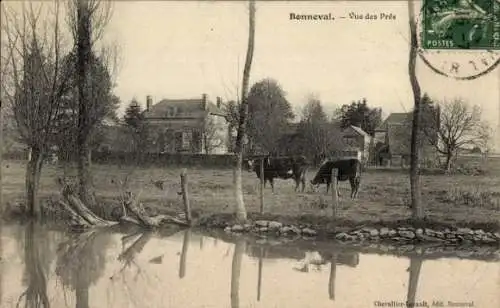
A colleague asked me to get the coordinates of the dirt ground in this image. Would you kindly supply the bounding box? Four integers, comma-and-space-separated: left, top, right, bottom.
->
2, 156, 499, 227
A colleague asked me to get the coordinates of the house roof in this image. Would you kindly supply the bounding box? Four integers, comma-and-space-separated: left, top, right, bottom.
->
375, 112, 412, 131
348, 125, 370, 138
143, 97, 226, 119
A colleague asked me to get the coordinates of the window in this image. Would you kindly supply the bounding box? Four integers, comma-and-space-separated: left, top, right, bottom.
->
182, 131, 192, 149
166, 107, 178, 117
343, 136, 356, 146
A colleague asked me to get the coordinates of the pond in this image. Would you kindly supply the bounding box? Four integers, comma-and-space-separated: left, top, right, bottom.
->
0, 223, 498, 308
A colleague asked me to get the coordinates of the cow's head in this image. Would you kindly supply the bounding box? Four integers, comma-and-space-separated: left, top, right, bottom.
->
309, 179, 320, 192
242, 158, 255, 172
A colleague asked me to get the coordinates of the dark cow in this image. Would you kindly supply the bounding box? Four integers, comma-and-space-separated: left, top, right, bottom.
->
244, 155, 308, 192
310, 158, 361, 198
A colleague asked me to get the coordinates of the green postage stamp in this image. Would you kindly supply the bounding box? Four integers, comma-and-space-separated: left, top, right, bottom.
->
422, 0, 500, 50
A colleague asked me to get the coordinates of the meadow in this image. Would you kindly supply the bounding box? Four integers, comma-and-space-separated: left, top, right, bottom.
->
2, 155, 499, 227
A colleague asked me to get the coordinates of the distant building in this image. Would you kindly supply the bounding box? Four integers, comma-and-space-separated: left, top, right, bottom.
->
142, 93, 230, 154
275, 121, 371, 164
374, 112, 438, 167
340, 124, 372, 163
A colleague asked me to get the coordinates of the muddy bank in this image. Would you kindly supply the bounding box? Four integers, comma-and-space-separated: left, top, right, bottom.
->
198, 213, 500, 247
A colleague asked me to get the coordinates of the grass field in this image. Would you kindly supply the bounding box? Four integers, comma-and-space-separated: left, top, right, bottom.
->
2, 156, 500, 227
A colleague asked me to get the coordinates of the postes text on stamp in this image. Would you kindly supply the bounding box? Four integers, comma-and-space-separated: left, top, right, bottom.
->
422, 0, 500, 50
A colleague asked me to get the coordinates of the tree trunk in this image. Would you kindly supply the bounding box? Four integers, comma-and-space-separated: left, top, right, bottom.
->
233, 0, 256, 222
77, 138, 96, 208
407, 0, 423, 219
0, 101, 3, 215
445, 151, 453, 172
25, 148, 44, 219
76, 0, 96, 210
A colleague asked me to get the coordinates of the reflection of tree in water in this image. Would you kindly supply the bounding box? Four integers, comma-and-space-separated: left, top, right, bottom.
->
247, 245, 359, 302
15, 223, 59, 281
17, 222, 53, 308
406, 256, 423, 305
106, 228, 180, 307
230, 239, 246, 308
55, 229, 111, 308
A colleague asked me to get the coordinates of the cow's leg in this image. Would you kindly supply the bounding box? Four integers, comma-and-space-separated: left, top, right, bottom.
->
300, 176, 306, 193
270, 178, 275, 193
294, 178, 299, 192
352, 177, 360, 198
349, 177, 360, 199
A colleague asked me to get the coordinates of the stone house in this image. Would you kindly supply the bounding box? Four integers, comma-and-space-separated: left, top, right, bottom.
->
339, 124, 372, 163
373, 112, 438, 167
142, 94, 230, 154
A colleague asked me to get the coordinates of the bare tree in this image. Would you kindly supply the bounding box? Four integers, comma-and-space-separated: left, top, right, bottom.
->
233, 0, 256, 222
423, 98, 491, 171
66, 0, 114, 208
1, 1, 71, 218
203, 116, 224, 154
407, 0, 423, 219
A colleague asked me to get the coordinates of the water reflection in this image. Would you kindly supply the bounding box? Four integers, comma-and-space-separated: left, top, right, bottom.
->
55, 228, 111, 308
406, 256, 423, 305
115, 230, 152, 278
0, 224, 498, 308
230, 238, 245, 308
19, 222, 50, 308
179, 229, 191, 279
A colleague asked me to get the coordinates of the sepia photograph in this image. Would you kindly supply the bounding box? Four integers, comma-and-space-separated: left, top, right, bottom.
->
0, 0, 499, 307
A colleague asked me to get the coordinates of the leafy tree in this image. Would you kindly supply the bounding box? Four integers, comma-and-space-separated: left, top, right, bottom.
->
247, 78, 294, 154
123, 99, 149, 154
337, 98, 382, 136
53, 51, 119, 161
123, 98, 144, 128
295, 95, 341, 164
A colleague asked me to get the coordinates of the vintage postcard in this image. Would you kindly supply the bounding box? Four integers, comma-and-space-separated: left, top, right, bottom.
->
0, 0, 499, 308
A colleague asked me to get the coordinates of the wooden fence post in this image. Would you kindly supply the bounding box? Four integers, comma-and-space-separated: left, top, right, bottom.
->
328, 253, 337, 300
180, 169, 192, 224
330, 168, 338, 218
260, 158, 265, 213
179, 228, 191, 278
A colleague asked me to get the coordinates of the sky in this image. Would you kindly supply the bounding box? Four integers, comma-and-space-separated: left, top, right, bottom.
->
103, 1, 499, 124
2, 0, 500, 147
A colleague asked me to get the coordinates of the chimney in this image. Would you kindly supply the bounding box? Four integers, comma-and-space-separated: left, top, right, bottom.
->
202, 93, 208, 110
146, 95, 152, 111
216, 96, 222, 109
